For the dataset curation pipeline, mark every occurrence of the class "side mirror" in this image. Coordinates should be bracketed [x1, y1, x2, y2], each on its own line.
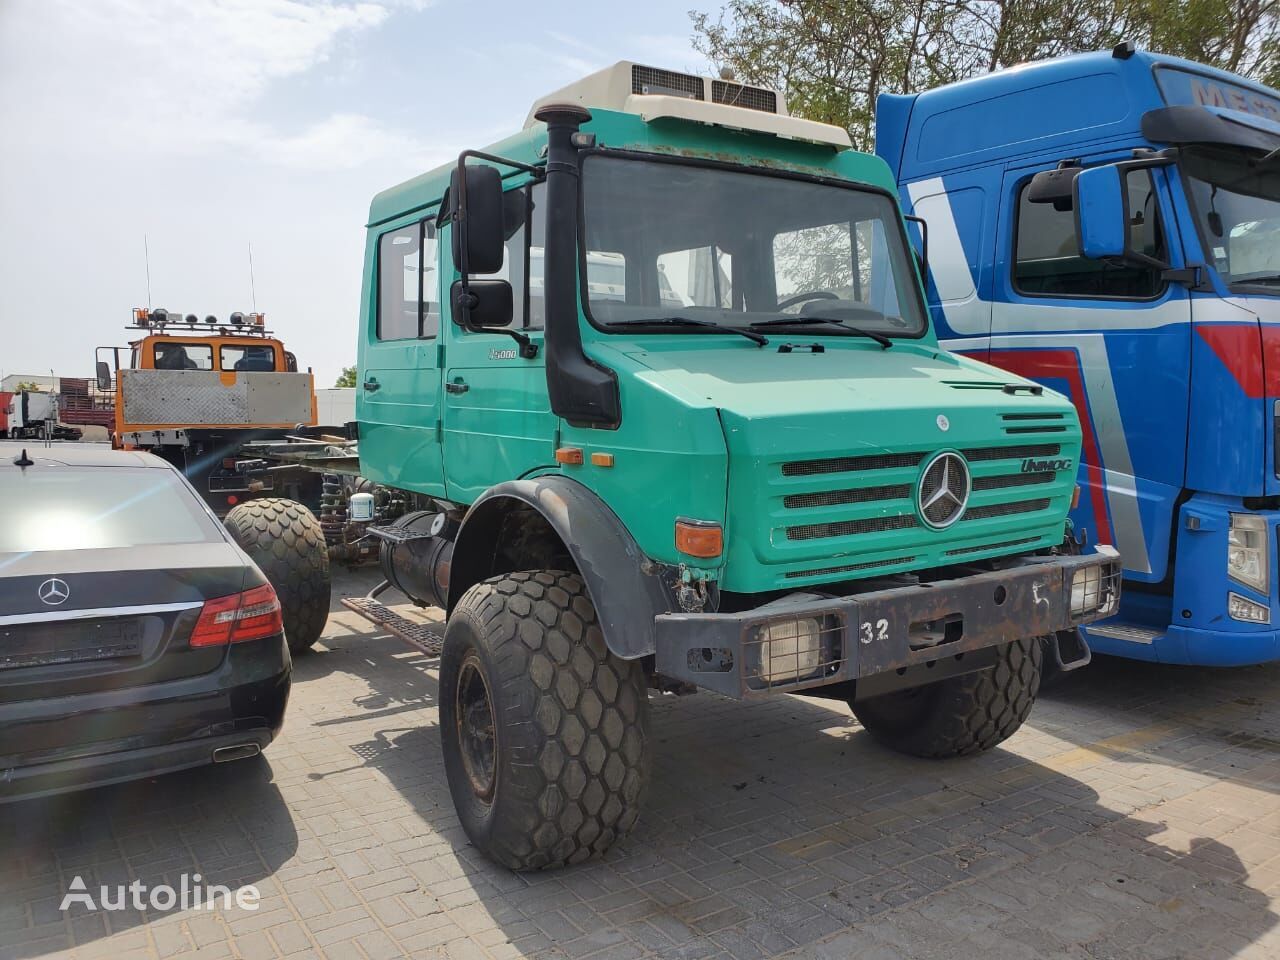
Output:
[450, 164, 505, 275]
[1027, 167, 1080, 211]
[452, 279, 513, 329]
[1074, 164, 1170, 269]
[95, 361, 112, 391]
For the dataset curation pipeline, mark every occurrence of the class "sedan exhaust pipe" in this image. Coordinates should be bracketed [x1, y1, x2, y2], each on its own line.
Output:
[212, 743, 262, 763]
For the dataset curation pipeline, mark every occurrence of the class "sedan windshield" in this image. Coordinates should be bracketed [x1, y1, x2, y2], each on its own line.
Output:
[0, 467, 222, 553]
[580, 156, 926, 336]
[1182, 144, 1280, 287]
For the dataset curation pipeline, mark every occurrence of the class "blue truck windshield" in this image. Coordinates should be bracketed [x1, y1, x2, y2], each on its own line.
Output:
[581, 156, 926, 336]
[1182, 145, 1280, 288]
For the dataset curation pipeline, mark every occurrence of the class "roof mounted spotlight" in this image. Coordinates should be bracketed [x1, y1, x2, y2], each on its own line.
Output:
[230, 311, 245, 327]
[205, 314, 217, 324]
[184, 313, 198, 324]
[1112, 41, 1136, 60]
[152, 308, 168, 328]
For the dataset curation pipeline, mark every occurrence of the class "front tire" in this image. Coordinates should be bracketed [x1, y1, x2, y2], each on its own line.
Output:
[224, 498, 331, 655]
[440, 571, 651, 870]
[850, 637, 1041, 758]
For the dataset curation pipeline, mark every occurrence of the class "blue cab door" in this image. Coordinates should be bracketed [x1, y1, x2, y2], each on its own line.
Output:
[985, 160, 1193, 592]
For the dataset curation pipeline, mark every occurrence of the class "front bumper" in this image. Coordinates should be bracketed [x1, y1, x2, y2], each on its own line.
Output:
[656, 548, 1121, 698]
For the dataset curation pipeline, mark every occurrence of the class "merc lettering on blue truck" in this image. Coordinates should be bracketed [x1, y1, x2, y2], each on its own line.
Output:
[877, 48, 1280, 667]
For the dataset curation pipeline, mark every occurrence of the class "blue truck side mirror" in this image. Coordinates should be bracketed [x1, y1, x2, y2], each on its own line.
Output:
[1073, 165, 1127, 260]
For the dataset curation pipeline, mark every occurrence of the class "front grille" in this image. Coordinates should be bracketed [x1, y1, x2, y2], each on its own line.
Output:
[785, 556, 916, 579]
[783, 484, 910, 509]
[632, 65, 704, 100]
[783, 451, 924, 477]
[711, 80, 777, 113]
[946, 537, 1040, 557]
[961, 443, 1060, 462]
[786, 515, 917, 541]
[962, 498, 1051, 521]
[972, 472, 1054, 492]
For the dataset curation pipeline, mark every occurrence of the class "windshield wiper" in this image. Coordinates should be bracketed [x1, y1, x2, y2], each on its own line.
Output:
[749, 316, 893, 350]
[606, 316, 769, 347]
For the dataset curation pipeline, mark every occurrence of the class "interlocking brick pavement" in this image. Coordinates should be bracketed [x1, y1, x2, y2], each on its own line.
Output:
[2, 565, 1278, 959]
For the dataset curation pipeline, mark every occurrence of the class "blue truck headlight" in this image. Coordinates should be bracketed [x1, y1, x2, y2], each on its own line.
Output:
[1228, 592, 1270, 624]
[1227, 513, 1269, 593]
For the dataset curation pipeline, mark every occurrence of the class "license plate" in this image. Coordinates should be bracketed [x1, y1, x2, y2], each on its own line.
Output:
[0, 619, 143, 670]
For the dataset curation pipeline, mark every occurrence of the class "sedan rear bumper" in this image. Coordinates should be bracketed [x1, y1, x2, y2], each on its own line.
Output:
[655, 548, 1121, 699]
[0, 638, 289, 803]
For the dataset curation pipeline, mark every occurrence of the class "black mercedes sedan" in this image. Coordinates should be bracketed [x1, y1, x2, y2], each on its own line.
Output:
[0, 443, 291, 801]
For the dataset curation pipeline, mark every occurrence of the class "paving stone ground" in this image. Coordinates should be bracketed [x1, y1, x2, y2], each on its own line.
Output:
[3, 565, 1279, 960]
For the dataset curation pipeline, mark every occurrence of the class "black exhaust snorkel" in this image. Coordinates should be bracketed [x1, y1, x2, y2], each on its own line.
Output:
[534, 104, 620, 428]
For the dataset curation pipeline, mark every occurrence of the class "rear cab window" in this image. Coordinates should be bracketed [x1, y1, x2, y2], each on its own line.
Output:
[0, 467, 224, 553]
[220, 344, 278, 371]
[153, 342, 214, 370]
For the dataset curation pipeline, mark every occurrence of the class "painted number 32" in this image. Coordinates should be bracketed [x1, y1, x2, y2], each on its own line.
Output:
[859, 619, 889, 644]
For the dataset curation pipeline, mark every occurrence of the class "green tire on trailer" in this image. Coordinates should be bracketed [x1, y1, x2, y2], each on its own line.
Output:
[224, 498, 331, 655]
[440, 571, 651, 870]
[849, 637, 1042, 758]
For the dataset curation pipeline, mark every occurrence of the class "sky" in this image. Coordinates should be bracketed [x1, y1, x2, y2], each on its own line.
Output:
[0, 0, 713, 387]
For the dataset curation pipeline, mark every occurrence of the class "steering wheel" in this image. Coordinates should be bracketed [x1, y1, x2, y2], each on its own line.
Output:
[777, 290, 839, 311]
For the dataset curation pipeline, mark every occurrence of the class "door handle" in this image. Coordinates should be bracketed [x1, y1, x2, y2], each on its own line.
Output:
[445, 380, 470, 395]
[363, 379, 380, 392]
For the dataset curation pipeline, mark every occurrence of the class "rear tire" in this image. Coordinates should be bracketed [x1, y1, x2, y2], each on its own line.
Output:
[225, 498, 331, 655]
[850, 637, 1041, 758]
[440, 571, 651, 870]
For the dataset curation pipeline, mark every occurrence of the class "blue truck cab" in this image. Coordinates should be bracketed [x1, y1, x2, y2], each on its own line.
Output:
[877, 45, 1280, 666]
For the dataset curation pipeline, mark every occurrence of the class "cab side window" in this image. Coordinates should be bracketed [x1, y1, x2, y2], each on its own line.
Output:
[1014, 169, 1166, 299]
[377, 219, 440, 340]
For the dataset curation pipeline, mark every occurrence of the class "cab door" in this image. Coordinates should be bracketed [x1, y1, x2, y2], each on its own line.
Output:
[358, 213, 447, 497]
[442, 182, 555, 503]
[988, 160, 1193, 583]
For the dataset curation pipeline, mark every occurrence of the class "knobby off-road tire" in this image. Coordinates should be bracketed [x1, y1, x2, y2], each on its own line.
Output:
[224, 498, 331, 655]
[440, 571, 651, 871]
[850, 637, 1042, 758]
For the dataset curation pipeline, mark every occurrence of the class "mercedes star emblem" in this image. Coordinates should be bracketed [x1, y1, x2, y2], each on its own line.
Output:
[918, 452, 971, 529]
[37, 577, 70, 606]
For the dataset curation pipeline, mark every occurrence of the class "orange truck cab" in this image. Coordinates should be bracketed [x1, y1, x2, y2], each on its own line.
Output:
[96, 308, 319, 513]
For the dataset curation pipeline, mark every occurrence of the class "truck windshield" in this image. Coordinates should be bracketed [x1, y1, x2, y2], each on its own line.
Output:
[580, 156, 926, 336]
[1182, 145, 1280, 287]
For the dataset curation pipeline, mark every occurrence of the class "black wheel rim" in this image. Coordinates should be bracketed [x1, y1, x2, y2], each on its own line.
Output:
[456, 654, 497, 802]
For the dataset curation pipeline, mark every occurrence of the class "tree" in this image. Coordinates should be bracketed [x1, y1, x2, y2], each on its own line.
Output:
[14, 381, 43, 392]
[691, 0, 1280, 150]
[334, 366, 357, 388]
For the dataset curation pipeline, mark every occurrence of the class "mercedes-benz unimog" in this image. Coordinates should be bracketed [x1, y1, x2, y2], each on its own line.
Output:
[235, 63, 1121, 870]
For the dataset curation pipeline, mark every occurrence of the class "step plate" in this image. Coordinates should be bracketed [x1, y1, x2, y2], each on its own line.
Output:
[365, 524, 436, 545]
[1086, 623, 1162, 645]
[341, 597, 443, 657]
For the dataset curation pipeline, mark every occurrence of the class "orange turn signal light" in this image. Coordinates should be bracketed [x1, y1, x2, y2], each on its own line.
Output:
[675, 519, 723, 558]
[590, 452, 614, 468]
[1071, 484, 1081, 509]
[555, 447, 584, 465]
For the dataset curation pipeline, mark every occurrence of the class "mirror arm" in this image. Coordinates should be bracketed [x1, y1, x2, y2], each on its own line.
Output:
[904, 214, 928, 276]
[450, 288, 539, 359]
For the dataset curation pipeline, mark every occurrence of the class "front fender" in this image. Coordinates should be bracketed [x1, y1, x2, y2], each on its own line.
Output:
[448, 476, 675, 659]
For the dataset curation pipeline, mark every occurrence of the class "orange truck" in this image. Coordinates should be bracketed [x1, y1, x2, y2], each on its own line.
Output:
[96, 308, 320, 513]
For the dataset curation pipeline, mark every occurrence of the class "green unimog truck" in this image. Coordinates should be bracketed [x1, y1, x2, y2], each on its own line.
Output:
[228, 63, 1121, 871]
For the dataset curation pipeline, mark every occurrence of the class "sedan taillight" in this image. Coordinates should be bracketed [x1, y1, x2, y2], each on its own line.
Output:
[191, 584, 284, 647]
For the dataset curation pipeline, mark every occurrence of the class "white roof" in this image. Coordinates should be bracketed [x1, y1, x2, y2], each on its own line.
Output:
[525, 62, 851, 150]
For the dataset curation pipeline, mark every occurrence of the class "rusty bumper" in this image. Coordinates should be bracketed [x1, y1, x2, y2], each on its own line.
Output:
[654, 548, 1121, 699]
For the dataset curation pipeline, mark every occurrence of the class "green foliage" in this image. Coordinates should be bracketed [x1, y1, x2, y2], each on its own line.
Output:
[334, 365, 357, 388]
[691, 0, 1280, 150]
[14, 381, 43, 392]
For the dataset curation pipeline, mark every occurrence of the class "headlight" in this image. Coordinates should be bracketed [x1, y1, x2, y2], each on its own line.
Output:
[757, 618, 822, 684]
[1228, 592, 1270, 624]
[1228, 513, 1269, 593]
[1071, 563, 1119, 617]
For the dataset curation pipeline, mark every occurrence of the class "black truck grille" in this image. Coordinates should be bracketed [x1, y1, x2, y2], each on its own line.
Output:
[632, 65, 704, 99]
[711, 80, 777, 112]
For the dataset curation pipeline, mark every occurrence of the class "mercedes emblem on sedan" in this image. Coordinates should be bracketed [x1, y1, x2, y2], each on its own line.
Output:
[918, 452, 971, 529]
[37, 577, 70, 606]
